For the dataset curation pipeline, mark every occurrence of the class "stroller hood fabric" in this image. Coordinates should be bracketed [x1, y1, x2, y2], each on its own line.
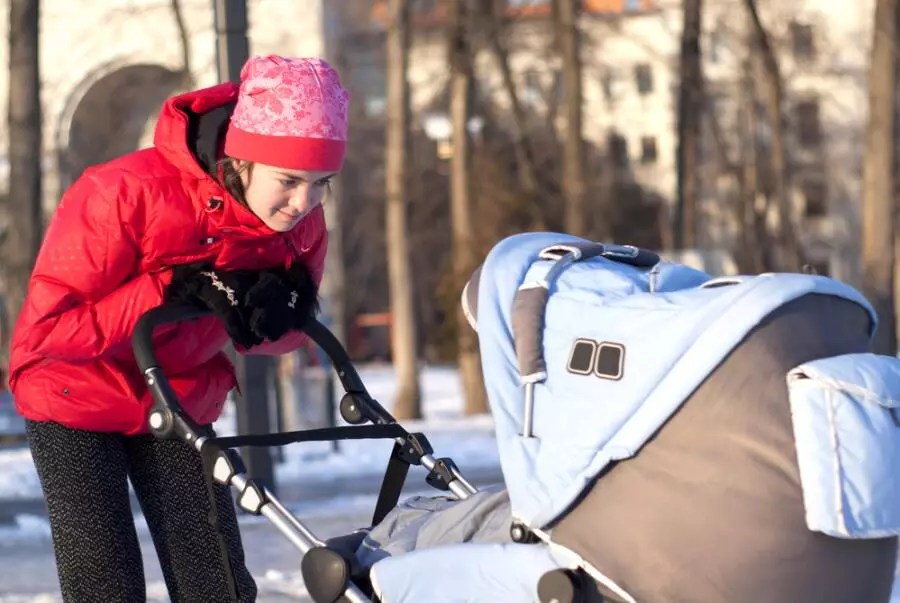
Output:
[473, 232, 877, 529]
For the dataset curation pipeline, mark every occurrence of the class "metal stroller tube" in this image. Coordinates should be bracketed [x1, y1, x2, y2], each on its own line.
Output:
[133, 305, 478, 498]
[132, 303, 479, 603]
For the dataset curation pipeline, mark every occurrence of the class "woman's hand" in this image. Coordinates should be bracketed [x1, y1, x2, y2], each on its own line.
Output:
[245, 262, 319, 342]
[164, 264, 265, 348]
[163, 262, 320, 347]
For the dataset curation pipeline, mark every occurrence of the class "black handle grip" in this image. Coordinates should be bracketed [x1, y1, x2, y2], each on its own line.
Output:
[600, 244, 660, 268]
[132, 303, 212, 373]
[131, 303, 393, 424]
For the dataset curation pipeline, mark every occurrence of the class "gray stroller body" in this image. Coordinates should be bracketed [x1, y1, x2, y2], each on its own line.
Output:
[132, 232, 900, 602]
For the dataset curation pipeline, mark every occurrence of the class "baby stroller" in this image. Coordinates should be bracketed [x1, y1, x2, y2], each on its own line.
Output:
[133, 232, 900, 603]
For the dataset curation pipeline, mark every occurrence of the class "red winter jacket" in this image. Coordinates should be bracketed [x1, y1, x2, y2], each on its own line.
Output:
[8, 82, 327, 434]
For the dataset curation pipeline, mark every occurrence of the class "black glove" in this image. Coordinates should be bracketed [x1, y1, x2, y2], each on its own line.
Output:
[164, 264, 264, 348]
[245, 261, 320, 341]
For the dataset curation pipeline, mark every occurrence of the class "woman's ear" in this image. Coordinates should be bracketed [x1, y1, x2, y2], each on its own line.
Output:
[230, 158, 252, 186]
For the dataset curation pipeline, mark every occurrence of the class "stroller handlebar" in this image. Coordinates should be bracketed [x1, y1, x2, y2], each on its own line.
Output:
[130, 303, 478, 603]
[131, 302, 388, 422]
[132, 303, 212, 373]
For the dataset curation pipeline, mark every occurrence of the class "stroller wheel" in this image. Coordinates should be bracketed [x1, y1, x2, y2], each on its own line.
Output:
[339, 393, 366, 424]
[538, 569, 604, 603]
[301, 546, 351, 603]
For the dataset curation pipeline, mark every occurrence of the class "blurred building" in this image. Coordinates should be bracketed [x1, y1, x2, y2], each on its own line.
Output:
[0, 0, 362, 339]
[359, 0, 872, 283]
[0, 0, 878, 284]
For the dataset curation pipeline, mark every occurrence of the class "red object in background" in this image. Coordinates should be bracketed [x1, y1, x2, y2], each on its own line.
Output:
[349, 313, 392, 362]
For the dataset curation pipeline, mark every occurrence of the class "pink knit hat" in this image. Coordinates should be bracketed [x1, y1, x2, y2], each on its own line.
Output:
[224, 55, 350, 172]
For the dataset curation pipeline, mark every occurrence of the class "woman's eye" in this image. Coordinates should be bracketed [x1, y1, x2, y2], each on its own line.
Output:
[315, 178, 332, 187]
[280, 179, 297, 187]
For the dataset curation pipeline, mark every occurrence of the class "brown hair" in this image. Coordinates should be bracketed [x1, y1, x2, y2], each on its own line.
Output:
[217, 158, 335, 210]
[219, 158, 253, 207]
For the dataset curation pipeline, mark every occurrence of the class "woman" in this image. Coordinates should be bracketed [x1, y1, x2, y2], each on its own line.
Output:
[7, 54, 349, 602]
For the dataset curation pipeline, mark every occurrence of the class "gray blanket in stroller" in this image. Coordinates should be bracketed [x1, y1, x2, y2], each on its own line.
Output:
[355, 483, 513, 570]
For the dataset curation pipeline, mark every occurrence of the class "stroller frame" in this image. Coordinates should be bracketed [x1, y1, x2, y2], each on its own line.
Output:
[132, 303, 478, 603]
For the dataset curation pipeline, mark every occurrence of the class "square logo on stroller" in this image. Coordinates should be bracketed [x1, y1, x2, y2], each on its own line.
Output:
[567, 339, 625, 381]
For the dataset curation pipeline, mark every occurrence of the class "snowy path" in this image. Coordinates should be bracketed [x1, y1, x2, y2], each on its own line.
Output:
[1, 363, 898, 601]
[0, 497, 375, 602]
[0, 364, 502, 602]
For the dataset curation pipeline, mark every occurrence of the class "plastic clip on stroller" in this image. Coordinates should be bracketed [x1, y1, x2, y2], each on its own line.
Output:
[513, 243, 660, 438]
[131, 303, 478, 603]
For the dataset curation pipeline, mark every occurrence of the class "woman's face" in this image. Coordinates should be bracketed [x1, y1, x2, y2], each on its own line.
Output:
[238, 160, 335, 232]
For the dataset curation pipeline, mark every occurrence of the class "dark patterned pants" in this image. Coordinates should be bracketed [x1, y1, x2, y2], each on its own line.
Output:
[26, 419, 257, 603]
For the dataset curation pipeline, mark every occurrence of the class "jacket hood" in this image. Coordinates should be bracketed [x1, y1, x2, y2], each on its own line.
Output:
[153, 82, 238, 182]
[152, 82, 293, 238]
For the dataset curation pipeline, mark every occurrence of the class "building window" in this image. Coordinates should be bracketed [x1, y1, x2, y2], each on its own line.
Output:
[805, 260, 830, 276]
[416, 0, 438, 12]
[640, 136, 657, 164]
[795, 99, 821, 149]
[634, 63, 653, 95]
[350, 53, 386, 119]
[709, 24, 726, 64]
[790, 22, 815, 62]
[601, 73, 613, 100]
[553, 70, 564, 104]
[364, 96, 387, 117]
[802, 179, 827, 217]
[522, 71, 543, 107]
[608, 133, 629, 168]
[601, 70, 621, 101]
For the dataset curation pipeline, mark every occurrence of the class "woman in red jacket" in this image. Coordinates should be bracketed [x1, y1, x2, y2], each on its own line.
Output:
[7, 55, 349, 602]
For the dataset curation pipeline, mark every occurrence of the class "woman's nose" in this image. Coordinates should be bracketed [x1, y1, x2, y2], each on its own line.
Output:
[289, 185, 312, 212]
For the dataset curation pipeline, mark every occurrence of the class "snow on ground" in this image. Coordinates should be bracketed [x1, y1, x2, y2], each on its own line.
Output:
[0, 488, 443, 603]
[0, 507, 371, 603]
[0, 447, 40, 501]
[221, 363, 499, 487]
[1, 364, 899, 602]
[0, 363, 499, 602]
[0, 364, 501, 502]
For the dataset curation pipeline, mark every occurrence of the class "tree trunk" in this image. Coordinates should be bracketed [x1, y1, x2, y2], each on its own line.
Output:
[675, 0, 702, 249]
[862, 0, 898, 355]
[322, 177, 348, 345]
[385, 0, 421, 419]
[745, 0, 805, 272]
[170, 0, 195, 88]
[481, 1, 543, 228]
[554, 0, 587, 238]
[448, 0, 488, 415]
[1, 0, 43, 372]
[738, 57, 768, 274]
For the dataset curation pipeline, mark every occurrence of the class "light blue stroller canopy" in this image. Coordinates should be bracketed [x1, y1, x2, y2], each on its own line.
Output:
[369, 232, 900, 603]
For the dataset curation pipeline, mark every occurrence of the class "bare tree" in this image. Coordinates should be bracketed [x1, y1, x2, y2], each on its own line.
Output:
[385, 0, 421, 419]
[736, 54, 769, 273]
[744, 0, 805, 272]
[1, 0, 43, 371]
[675, 0, 703, 249]
[554, 0, 587, 237]
[171, 0, 195, 88]
[481, 2, 544, 228]
[448, 0, 488, 415]
[862, 0, 898, 355]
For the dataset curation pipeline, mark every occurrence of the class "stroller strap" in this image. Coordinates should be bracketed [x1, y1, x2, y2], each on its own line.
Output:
[205, 423, 407, 449]
[198, 423, 408, 602]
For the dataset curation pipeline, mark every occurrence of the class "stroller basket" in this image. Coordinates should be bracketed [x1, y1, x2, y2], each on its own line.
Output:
[131, 303, 478, 603]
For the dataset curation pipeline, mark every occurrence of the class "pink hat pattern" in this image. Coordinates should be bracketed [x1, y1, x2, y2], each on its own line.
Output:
[231, 55, 349, 143]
